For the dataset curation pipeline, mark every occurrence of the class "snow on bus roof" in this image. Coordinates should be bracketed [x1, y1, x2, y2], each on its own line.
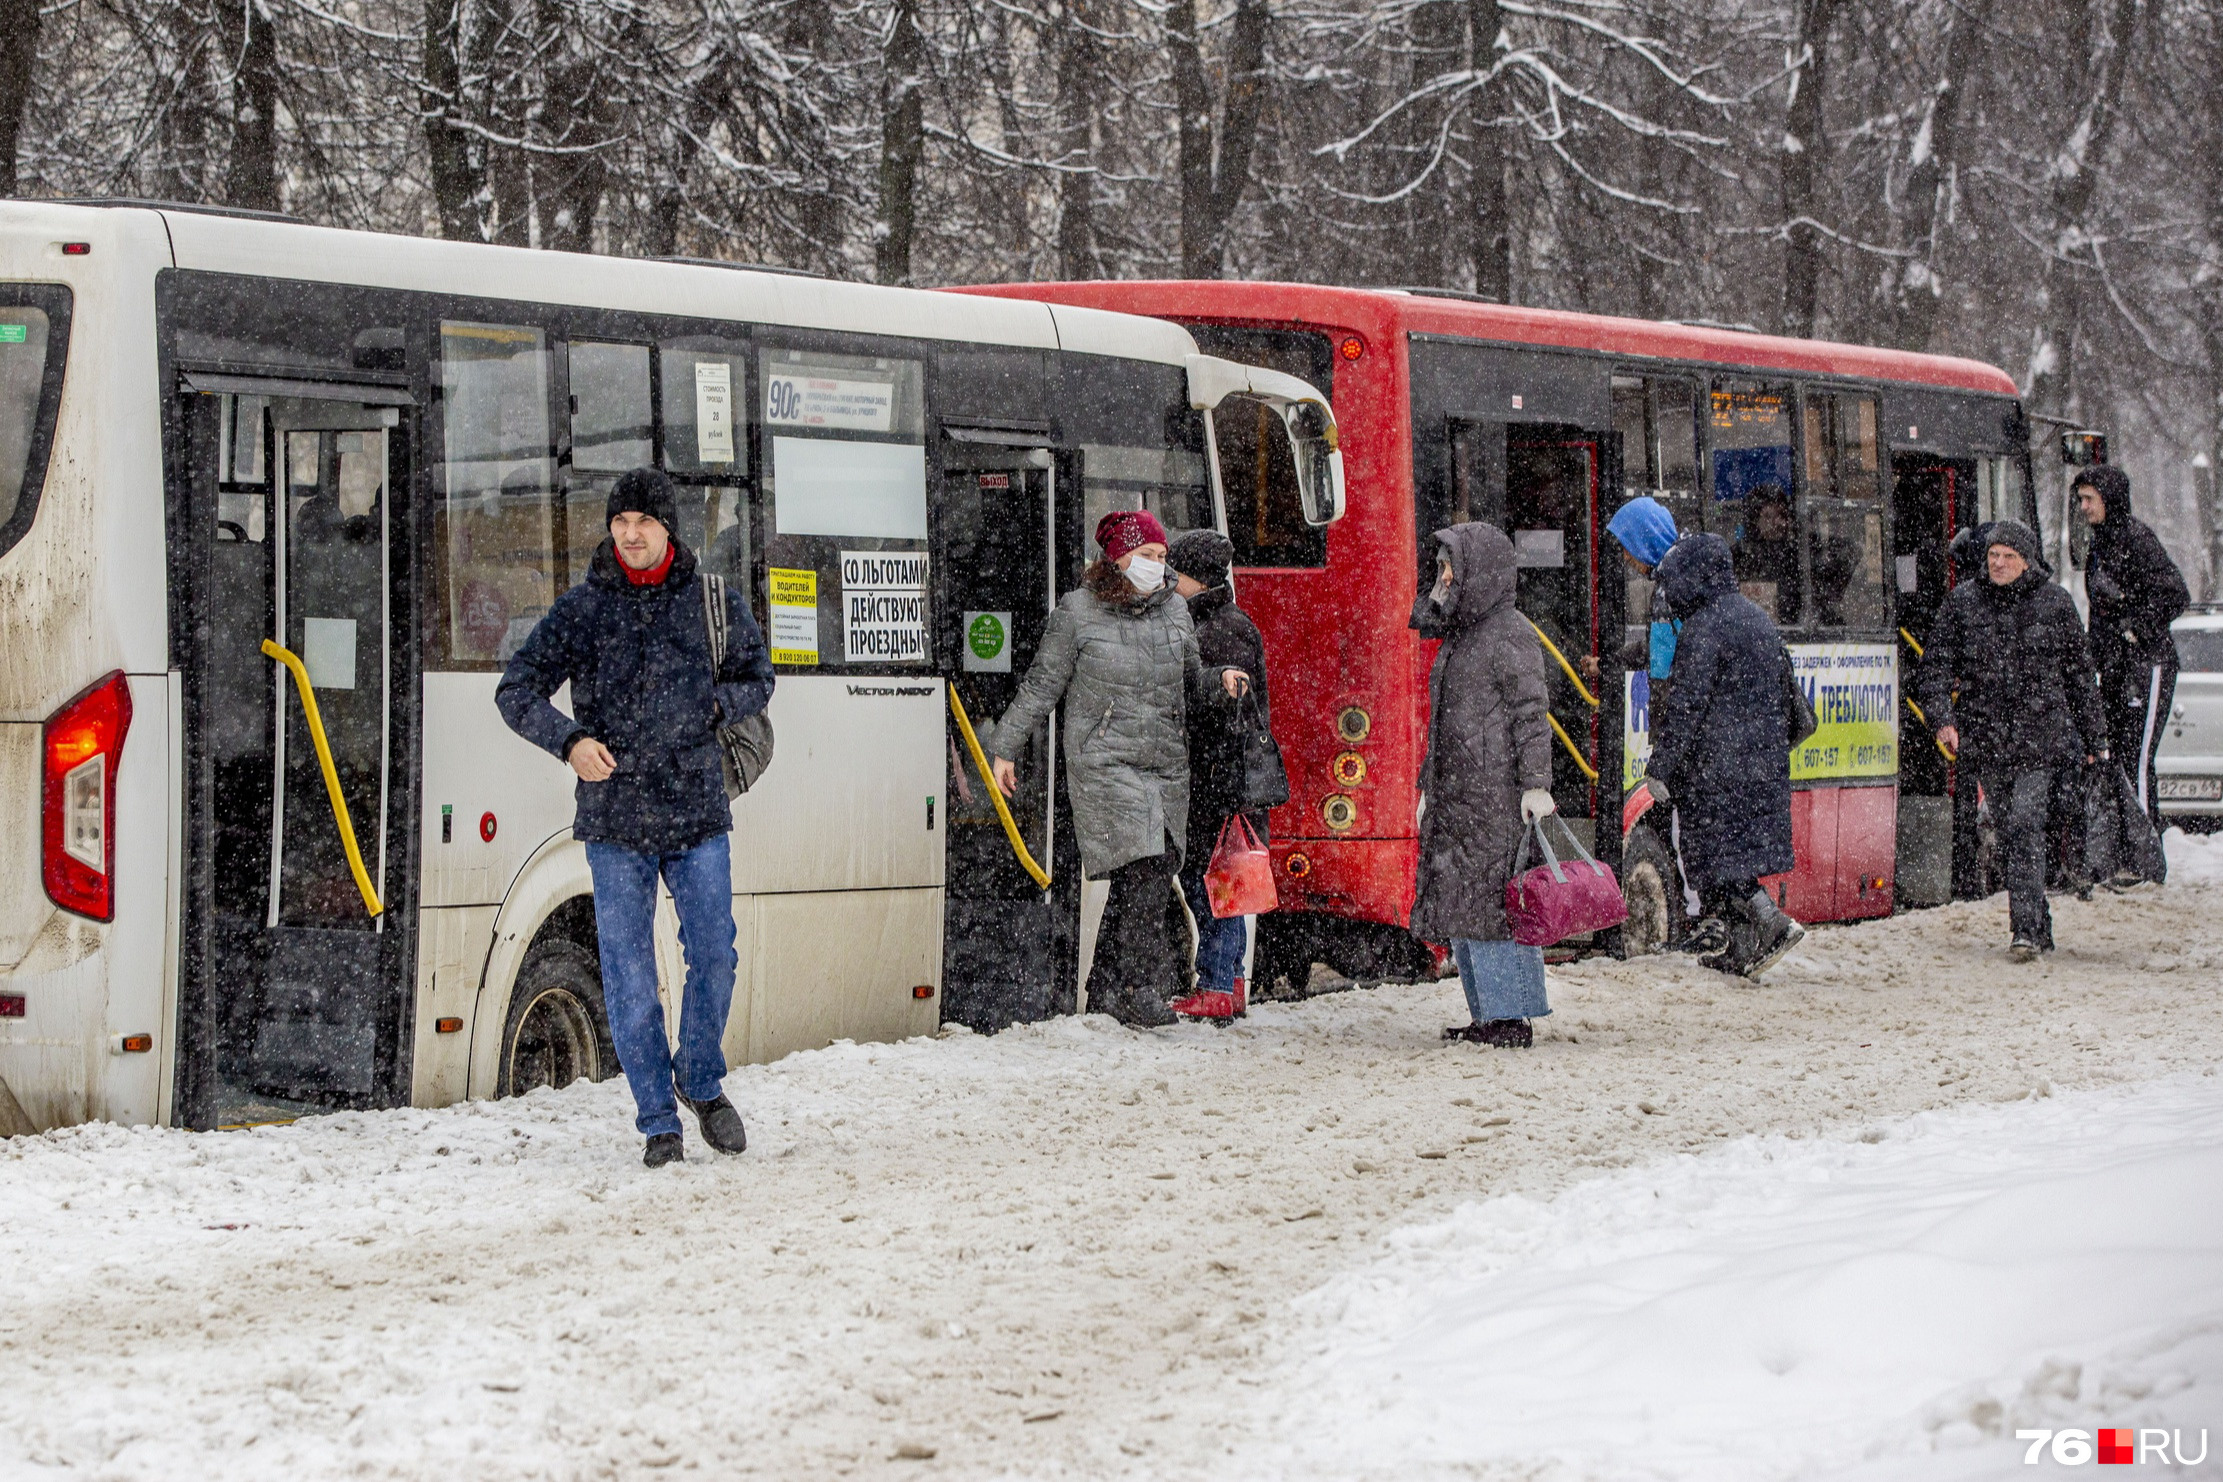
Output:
[951, 279, 2020, 399]
[0, 200, 1199, 367]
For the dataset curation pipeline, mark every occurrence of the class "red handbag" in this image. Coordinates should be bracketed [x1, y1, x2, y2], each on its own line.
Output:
[1205, 815, 1279, 919]
[1504, 815, 1628, 947]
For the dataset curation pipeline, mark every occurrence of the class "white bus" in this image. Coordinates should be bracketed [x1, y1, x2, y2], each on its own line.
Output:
[0, 200, 1342, 1133]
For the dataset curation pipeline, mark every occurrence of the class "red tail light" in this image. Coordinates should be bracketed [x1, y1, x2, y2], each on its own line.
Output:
[43, 671, 133, 921]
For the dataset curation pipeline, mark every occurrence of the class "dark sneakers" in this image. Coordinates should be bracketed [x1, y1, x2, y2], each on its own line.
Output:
[1667, 916, 1730, 956]
[679, 1091, 749, 1155]
[644, 1132, 685, 1168]
[1444, 1020, 1533, 1048]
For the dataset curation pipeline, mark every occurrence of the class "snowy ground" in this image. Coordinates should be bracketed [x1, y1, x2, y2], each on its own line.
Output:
[5, 854, 2223, 1480]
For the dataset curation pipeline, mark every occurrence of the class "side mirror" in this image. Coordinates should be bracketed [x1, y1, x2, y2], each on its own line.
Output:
[1280, 398, 1346, 527]
[2060, 429, 2107, 466]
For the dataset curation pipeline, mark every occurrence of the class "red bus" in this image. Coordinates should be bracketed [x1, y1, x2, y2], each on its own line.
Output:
[951, 281, 2036, 988]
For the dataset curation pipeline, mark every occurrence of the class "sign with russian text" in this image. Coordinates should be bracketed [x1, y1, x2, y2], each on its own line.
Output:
[1622, 642, 1897, 790]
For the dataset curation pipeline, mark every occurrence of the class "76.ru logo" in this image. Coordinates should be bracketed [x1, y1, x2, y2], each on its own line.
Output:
[2017, 1428, 2209, 1465]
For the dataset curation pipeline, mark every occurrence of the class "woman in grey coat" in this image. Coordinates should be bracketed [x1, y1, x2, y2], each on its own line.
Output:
[1409, 522, 1557, 1048]
[987, 509, 1250, 1026]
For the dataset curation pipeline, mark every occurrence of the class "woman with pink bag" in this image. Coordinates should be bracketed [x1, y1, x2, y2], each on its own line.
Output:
[1408, 523, 1557, 1049]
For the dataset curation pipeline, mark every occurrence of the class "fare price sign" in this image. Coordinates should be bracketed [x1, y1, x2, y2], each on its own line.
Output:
[1622, 642, 1898, 790]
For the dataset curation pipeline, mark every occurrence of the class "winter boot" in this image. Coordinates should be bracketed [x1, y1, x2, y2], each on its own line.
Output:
[643, 1132, 685, 1169]
[1231, 976, 1248, 1018]
[1475, 1019, 1534, 1049]
[1667, 916, 1729, 956]
[1170, 990, 1237, 1020]
[1731, 889, 1805, 979]
[2009, 935, 2040, 962]
[1443, 1022, 1484, 1042]
[678, 1090, 748, 1155]
[1112, 984, 1177, 1029]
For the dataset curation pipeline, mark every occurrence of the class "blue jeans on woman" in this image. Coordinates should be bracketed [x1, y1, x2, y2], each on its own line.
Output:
[585, 834, 737, 1137]
[1451, 938, 1550, 1023]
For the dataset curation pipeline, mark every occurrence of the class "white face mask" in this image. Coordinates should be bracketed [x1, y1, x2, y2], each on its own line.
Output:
[1124, 555, 1166, 593]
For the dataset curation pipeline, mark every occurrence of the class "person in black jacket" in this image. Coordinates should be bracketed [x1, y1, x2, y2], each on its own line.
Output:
[2076, 466, 2189, 835]
[1915, 519, 2107, 959]
[1635, 534, 1805, 978]
[1166, 530, 1270, 1018]
[497, 467, 774, 1167]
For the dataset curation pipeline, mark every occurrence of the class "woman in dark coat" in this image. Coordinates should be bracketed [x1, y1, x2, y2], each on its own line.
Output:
[985, 509, 1249, 1027]
[1408, 522, 1556, 1048]
[1640, 533, 1805, 978]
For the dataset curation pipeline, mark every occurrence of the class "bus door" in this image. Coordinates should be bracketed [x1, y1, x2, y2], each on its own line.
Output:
[174, 382, 418, 1127]
[937, 432, 1073, 1031]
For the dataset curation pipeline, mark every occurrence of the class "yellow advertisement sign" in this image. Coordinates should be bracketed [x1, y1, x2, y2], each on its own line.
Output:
[768, 567, 819, 666]
[1622, 642, 1897, 788]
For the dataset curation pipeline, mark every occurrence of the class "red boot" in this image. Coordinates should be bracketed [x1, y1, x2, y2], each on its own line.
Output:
[1170, 990, 1237, 1019]
[1231, 976, 1248, 1018]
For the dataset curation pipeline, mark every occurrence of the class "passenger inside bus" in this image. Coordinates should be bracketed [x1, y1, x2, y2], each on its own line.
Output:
[1730, 483, 1802, 625]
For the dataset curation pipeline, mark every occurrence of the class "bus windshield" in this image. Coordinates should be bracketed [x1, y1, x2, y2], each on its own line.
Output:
[0, 296, 63, 557]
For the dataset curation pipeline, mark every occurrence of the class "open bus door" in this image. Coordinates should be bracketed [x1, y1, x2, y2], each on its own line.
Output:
[170, 378, 421, 1129]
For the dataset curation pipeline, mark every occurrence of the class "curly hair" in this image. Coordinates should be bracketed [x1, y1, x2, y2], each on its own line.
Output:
[1085, 558, 1144, 607]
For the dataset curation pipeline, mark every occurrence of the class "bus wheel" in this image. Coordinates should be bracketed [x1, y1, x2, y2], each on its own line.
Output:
[500, 939, 613, 1096]
[1618, 825, 1676, 958]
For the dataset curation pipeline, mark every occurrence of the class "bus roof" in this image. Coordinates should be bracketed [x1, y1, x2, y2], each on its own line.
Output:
[950, 280, 2020, 400]
[2, 200, 1202, 368]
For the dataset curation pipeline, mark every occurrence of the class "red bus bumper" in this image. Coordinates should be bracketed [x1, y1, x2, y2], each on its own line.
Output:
[1766, 784, 1897, 923]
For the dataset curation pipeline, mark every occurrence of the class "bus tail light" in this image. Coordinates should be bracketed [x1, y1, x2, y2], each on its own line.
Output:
[43, 672, 133, 922]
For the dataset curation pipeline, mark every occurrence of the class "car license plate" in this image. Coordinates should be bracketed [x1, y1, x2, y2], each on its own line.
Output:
[2158, 777, 2223, 800]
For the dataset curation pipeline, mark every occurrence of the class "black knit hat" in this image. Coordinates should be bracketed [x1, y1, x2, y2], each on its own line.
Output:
[1167, 528, 1235, 588]
[1985, 518, 2045, 568]
[607, 466, 678, 533]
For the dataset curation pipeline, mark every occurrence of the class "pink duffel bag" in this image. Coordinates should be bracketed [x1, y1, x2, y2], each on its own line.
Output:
[1504, 815, 1629, 947]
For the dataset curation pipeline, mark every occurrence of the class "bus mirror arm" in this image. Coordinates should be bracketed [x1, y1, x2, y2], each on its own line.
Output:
[1184, 354, 1348, 528]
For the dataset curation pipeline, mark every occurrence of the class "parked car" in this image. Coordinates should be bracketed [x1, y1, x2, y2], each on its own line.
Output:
[2157, 609, 2223, 832]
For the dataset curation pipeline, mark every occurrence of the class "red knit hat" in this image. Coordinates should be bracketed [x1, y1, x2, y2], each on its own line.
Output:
[1095, 508, 1168, 565]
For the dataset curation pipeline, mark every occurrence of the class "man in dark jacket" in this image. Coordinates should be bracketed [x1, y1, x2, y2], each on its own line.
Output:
[1637, 534, 1805, 978]
[1915, 519, 2107, 960]
[1165, 530, 1270, 1018]
[2076, 466, 2189, 835]
[497, 467, 775, 1167]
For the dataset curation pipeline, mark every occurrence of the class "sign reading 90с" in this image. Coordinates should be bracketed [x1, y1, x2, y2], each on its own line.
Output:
[1621, 642, 1898, 790]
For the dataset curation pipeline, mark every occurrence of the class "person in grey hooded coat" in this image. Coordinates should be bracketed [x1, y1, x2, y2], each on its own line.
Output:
[1408, 522, 1557, 1049]
[986, 509, 1248, 1026]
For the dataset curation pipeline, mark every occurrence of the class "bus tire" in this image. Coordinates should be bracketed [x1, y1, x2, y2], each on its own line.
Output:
[498, 938, 615, 1097]
[1618, 824, 1677, 958]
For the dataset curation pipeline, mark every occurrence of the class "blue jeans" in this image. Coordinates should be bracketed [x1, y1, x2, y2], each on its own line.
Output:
[585, 834, 737, 1138]
[1452, 938, 1550, 1022]
[1178, 836, 1249, 993]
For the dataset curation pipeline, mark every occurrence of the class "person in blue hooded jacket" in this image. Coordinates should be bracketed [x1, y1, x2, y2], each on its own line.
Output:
[1602, 495, 1685, 692]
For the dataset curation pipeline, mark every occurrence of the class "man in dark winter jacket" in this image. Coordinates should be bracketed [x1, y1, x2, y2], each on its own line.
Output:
[1636, 534, 1805, 978]
[1165, 530, 1271, 1018]
[497, 467, 775, 1167]
[2076, 466, 2189, 835]
[1915, 519, 2107, 960]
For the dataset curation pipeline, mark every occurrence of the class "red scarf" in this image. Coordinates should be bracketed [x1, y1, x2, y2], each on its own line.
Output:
[622, 543, 675, 586]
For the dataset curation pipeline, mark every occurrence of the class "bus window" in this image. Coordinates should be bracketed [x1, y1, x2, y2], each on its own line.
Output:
[662, 340, 751, 478]
[1613, 377, 1649, 485]
[0, 299, 61, 559]
[1976, 454, 2022, 527]
[434, 322, 557, 668]
[1801, 392, 1881, 502]
[1080, 442, 1213, 557]
[569, 341, 652, 474]
[1655, 378, 1698, 495]
[217, 395, 270, 542]
[1054, 353, 1212, 565]
[1801, 391, 1887, 631]
[1710, 380, 1800, 625]
[1183, 325, 1331, 569]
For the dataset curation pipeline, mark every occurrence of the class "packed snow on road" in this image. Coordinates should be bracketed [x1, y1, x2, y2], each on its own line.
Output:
[6, 841, 2223, 1480]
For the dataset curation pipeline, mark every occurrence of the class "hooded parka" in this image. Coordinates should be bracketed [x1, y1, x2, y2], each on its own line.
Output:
[2080, 466, 2189, 675]
[984, 582, 1231, 875]
[497, 538, 775, 854]
[1646, 534, 1795, 887]
[1407, 523, 1553, 944]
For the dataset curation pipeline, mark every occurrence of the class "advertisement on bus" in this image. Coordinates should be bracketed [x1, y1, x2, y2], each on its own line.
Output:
[1624, 643, 1899, 790]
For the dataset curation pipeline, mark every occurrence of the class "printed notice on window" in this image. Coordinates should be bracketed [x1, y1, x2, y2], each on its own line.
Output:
[841, 551, 928, 664]
[694, 361, 735, 464]
[765, 372, 895, 433]
[768, 566, 819, 666]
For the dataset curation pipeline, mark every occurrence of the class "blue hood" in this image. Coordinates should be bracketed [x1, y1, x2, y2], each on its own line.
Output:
[1607, 496, 1680, 568]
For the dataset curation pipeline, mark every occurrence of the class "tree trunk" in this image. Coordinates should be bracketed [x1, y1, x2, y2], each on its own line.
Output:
[1053, 0, 1099, 279]
[874, 0, 925, 285]
[534, 1, 605, 255]
[1171, 0, 1268, 279]
[480, 0, 532, 247]
[1467, 0, 1510, 300]
[162, 2, 214, 202]
[1780, 0, 1841, 339]
[1889, 0, 1993, 352]
[223, 0, 280, 213]
[0, 0, 37, 196]
[421, 0, 485, 239]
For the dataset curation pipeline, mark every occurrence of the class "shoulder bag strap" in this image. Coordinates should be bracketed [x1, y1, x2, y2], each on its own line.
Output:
[702, 571, 727, 673]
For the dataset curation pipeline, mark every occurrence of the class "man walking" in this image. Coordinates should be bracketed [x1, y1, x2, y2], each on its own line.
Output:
[1915, 520, 2106, 961]
[498, 467, 774, 1166]
[2076, 466, 2189, 837]
[1165, 529, 1270, 1019]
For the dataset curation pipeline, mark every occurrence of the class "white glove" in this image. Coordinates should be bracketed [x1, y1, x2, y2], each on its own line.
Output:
[1643, 776, 1672, 807]
[1521, 788, 1556, 823]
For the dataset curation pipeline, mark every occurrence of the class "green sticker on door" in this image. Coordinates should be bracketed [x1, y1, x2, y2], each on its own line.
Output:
[963, 611, 1011, 673]
[0, 324, 27, 344]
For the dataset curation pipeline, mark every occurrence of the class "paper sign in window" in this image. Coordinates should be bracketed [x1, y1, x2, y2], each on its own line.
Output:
[772, 437, 927, 539]
[1514, 529, 1565, 568]
[302, 617, 358, 690]
[693, 361, 735, 465]
[768, 567, 819, 666]
[842, 551, 929, 665]
[764, 372, 894, 433]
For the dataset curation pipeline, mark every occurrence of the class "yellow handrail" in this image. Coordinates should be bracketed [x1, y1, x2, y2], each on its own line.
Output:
[1528, 621, 1600, 709]
[1896, 629, 1956, 759]
[948, 686, 1052, 890]
[1547, 712, 1600, 782]
[1898, 626, 1924, 658]
[262, 640, 383, 916]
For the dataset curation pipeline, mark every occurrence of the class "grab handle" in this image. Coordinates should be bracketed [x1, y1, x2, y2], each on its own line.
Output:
[948, 686, 1052, 891]
[262, 640, 383, 917]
